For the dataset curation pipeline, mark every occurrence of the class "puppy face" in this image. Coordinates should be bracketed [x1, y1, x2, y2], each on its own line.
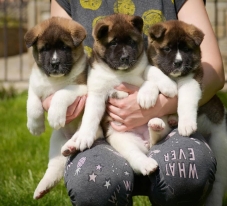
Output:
[147, 20, 204, 77]
[92, 14, 144, 71]
[24, 17, 86, 77]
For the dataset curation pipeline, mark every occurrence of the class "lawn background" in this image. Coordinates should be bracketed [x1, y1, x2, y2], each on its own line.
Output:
[0, 90, 227, 206]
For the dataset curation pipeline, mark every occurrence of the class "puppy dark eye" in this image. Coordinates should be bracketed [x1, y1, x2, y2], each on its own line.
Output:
[128, 39, 136, 46]
[61, 45, 70, 50]
[109, 40, 117, 47]
[162, 46, 171, 53]
[183, 47, 190, 52]
[40, 44, 50, 52]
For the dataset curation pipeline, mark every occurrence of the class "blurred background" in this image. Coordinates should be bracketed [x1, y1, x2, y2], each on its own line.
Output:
[0, 0, 227, 205]
[0, 0, 226, 91]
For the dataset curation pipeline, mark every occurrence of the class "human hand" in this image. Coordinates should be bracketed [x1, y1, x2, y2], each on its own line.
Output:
[42, 94, 86, 124]
[107, 83, 156, 132]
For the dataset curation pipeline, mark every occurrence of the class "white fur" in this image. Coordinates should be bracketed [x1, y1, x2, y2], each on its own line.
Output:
[137, 65, 178, 144]
[27, 54, 89, 199]
[176, 74, 202, 136]
[62, 52, 160, 175]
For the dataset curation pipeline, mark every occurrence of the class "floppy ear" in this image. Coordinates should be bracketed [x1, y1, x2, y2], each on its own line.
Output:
[130, 16, 144, 33]
[24, 25, 40, 48]
[148, 23, 166, 40]
[70, 21, 87, 46]
[93, 22, 109, 40]
[189, 26, 204, 46]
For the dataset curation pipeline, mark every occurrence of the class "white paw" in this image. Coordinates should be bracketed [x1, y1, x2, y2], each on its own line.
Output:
[27, 120, 45, 136]
[61, 139, 78, 156]
[137, 81, 159, 109]
[178, 119, 197, 136]
[33, 178, 54, 199]
[148, 118, 165, 132]
[73, 131, 96, 151]
[137, 157, 158, 176]
[157, 78, 178, 98]
[47, 107, 66, 130]
[108, 90, 128, 99]
[167, 114, 178, 127]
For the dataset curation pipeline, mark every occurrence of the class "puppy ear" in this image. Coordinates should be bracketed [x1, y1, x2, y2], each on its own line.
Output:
[93, 23, 109, 40]
[130, 16, 143, 33]
[148, 23, 166, 40]
[70, 21, 87, 46]
[189, 26, 204, 46]
[24, 25, 40, 48]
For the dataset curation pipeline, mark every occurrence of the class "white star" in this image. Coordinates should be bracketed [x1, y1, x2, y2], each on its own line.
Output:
[96, 165, 102, 170]
[124, 171, 130, 176]
[104, 180, 111, 189]
[89, 172, 97, 182]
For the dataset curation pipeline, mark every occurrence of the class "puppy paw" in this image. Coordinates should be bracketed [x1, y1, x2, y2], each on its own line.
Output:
[73, 131, 96, 151]
[27, 121, 45, 136]
[167, 114, 178, 127]
[33, 178, 53, 199]
[34, 188, 50, 200]
[61, 139, 78, 156]
[148, 118, 165, 131]
[157, 78, 178, 98]
[137, 81, 159, 109]
[47, 107, 66, 129]
[108, 90, 128, 99]
[135, 157, 158, 176]
[178, 119, 197, 136]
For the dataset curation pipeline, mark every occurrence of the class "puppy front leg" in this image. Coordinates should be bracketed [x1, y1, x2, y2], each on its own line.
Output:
[177, 76, 201, 136]
[137, 80, 159, 109]
[27, 87, 45, 135]
[33, 130, 67, 199]
[144, 65, 178, 98]
[48, 85, 87, 129]
[71, 93, 106, 151]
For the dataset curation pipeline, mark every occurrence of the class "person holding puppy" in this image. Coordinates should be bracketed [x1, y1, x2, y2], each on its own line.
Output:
[42, 0, 224, 205]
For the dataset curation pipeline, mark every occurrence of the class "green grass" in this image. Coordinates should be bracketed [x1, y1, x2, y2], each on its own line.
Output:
[0, 91, 227, 206]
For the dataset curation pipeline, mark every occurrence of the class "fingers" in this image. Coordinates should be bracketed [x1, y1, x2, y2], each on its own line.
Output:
[110, 121, 129, 132]
[66, 97, 81, 116]
[42, 94, 54, 111]
[107, 109, 123, 123]
[66, 96, 87, 124]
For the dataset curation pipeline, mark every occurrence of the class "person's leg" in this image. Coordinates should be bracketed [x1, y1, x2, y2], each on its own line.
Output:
[64, 139, 135, 206]
[147, 129, 217, 206]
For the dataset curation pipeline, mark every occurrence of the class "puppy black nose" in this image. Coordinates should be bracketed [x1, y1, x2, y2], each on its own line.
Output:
[173, 59, 182, 68]
[120, 54, 129, 64]
[51, 59, 60, 68]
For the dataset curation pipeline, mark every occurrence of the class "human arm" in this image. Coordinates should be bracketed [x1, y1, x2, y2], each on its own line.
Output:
[50, 0, 71, 19]
[107, 0, 224, 132]
[43, 94, 87, 124]
[178, 0, 225, 106]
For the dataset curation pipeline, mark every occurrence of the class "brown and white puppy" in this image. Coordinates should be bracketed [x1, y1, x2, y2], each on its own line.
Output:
[61, 14, 161, 175]
[142, 20, 227, 205]
[24, 17, 89, 199]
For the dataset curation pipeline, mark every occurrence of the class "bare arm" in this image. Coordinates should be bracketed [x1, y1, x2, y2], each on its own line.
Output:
[178, 0, 225, 105]
[50, 0, 72, 19]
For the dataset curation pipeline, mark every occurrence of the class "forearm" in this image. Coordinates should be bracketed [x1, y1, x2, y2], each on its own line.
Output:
[178, 0, 225, 106]
[153, 94, 178, 118]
